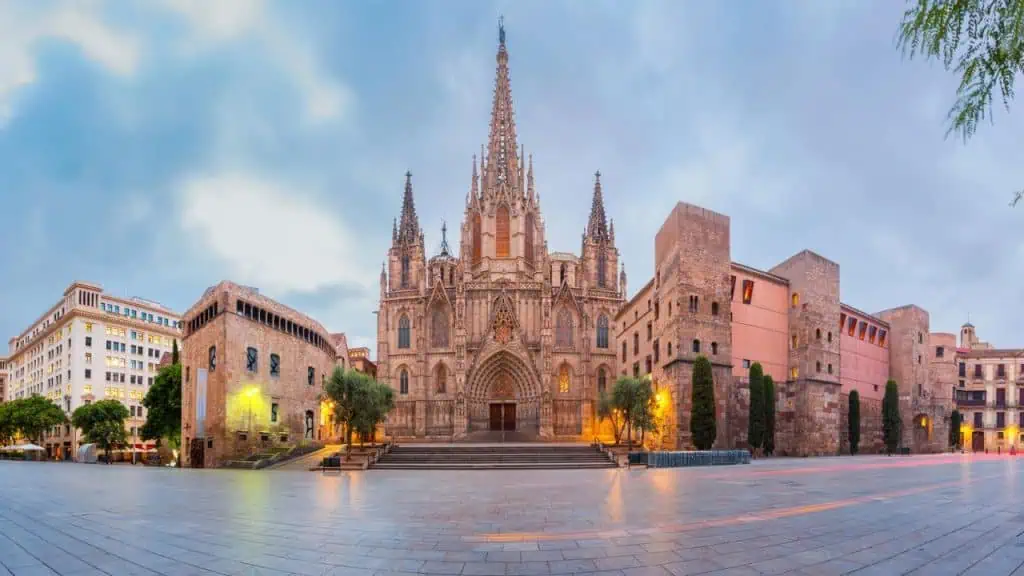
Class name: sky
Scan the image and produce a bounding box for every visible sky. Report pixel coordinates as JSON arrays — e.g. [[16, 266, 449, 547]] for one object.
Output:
[[1, 0, 1022, 355]]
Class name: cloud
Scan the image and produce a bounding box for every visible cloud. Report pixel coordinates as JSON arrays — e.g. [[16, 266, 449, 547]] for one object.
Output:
[[161, 0, 352, 124], [177, 172, 373, 296], [0, 0, 139, 126]]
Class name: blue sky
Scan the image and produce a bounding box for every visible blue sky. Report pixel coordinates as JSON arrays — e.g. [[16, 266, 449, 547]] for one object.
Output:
[[1, 0, 1022, 354]]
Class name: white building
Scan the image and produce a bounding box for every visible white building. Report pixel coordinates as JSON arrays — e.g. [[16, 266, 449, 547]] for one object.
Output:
[[5, 281, 181, 459]]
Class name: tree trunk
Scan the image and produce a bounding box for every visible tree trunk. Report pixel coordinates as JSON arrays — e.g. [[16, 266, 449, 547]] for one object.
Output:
[[626, 416, 632, 450]]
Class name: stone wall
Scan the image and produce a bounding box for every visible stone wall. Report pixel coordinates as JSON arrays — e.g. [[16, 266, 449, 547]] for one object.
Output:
[[839, 393, 884, 454]]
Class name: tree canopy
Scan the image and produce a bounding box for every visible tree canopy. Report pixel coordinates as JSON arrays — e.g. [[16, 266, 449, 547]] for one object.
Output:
[[897, 0, 1024, 206], [691, 355, 717, 450], [747, 362, 765, 453], [322, 368, 394, 450], [882, 380, 903, 454], [141, 363, 182, 449], [0, 396, 67, 444], [72, 399, 129, 459]]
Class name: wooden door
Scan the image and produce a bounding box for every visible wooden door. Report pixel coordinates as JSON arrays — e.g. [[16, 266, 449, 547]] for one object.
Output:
[[190, 438, 205, 469], [489, 404, 502, 431], [503, 403, 516, 431], [972, 431, 985, 452]]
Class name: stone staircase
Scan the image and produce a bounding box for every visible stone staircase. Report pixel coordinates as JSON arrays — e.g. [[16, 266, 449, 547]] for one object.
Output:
[[372, 443, 616, 470]]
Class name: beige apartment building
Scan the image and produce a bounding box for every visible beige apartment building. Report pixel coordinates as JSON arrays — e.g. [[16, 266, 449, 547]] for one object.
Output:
[[953, 323, 1024, 452], [5, 281, 181, 459], [0, 356, 7, 404]]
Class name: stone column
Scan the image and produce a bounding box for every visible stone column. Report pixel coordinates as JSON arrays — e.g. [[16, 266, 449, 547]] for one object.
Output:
[[415, 400, 426, 437], [540, 392, 553, 438]]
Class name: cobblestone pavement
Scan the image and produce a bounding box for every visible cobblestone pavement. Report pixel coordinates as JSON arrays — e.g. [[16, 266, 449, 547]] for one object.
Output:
[[2, 453, 1024, 575]]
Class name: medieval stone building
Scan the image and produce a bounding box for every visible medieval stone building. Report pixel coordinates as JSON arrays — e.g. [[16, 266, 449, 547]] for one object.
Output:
[[376, 24, 624, 440]]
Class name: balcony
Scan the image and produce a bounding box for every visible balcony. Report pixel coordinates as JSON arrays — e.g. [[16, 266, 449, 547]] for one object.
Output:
[[956, 397, 987, 407]]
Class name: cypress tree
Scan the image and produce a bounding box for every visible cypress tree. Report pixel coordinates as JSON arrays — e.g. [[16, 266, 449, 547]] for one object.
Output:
[[949, 409, 961, 450], [882, 379, 902, 455], [848, 390, 861, 455], [763, 375, 776, 455], [172, 339, 180, 365], [747, 362, 765, 454], [690, 355, 717, 450]]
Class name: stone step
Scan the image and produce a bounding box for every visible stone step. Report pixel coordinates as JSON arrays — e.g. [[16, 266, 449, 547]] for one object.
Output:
[[372, 462, 616, 470], [373, 444, 615, 470]]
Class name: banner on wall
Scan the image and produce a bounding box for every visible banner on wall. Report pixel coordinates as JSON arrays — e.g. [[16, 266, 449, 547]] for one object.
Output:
[[196, 368, 208, 438]]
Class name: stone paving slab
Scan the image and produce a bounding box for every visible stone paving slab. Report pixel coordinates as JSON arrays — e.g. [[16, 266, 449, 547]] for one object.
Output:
[[2, 454, 1024, 575]]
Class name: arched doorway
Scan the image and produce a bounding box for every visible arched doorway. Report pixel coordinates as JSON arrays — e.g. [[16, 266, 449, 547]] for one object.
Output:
[[913, 413, 931, 449], [465, 351, 541, 435]]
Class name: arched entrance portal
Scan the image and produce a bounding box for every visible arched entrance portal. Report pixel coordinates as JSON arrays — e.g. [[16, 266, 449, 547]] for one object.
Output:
[[465, 351, 541, 435]]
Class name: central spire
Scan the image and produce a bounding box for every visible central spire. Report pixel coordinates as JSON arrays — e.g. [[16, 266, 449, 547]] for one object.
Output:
[[483, 16, 521, 199]]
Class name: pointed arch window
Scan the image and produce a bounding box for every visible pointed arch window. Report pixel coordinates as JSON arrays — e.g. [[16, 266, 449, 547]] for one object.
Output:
[[472, 213, 482, 264], [435, 363, 447, 394], [398, 315, 411, 349], [597, 251, 607, 288], [399, 369, 409, 395], [496, 205, 510, 257], [559, 365, 570, 393], [596, 315, 609, 349], [556, 309, 574, 348], [431, 307, 449, 348], [525, 212, 535, 265], [400, 255, 410, 288]]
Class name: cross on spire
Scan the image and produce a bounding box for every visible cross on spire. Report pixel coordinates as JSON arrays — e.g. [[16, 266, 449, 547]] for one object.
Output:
[[396, 171, 421, 245], [439, 220, 451, 257]]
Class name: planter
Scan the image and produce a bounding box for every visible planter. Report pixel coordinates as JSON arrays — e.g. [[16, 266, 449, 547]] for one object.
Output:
[[646, 450, 751, 468]]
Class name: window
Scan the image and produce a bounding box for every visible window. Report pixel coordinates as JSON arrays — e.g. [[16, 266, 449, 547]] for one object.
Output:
[[974, 412, 982, 427], [209, 346, 217, 372], [998, 364, 1006, 378], [711, 342, 718, 355], [791, 334, 798, 349], [878, 330, 887, 347], [646, 322, 652, 341], [975, 364, 982, 378], [791, 293, 799, 308], [597, 315, 609, 349], [85, 352, 92, 364], [621, 341, 627, 362], [827, 331, 832, 343], [436, 364, 447, 393], [400, 370, 409, 394], [398, 315, 411, 349], [790, 367, 798, 380], [936, 346, 945, 358], [858, 322, 867, 341], [246, 347, 257, 373], [525, 213, 535, 265], [654, 302, 660, 320], [741, 280, 754, 304], [597, 251, 607, 288], [918, 355, 922, 364], [307, 367, 314, 386], [668, 301, 672, 317], [827, 363, 833, 374], [633, 362, 640, 378], [667, 342, 672, 357], [555, 309, 574, 347], [106, 340, 111, 351], [848, 317, 857, 337], [654, 339, 660, 362], [401, 255, 410, 288], [816, 361, 822, 373], [633, 333, 639, 355], [918, 332, 923, 344], [742, 359, 751, 369], [730, 275, 737, 300], [271, 403, 279, 423], [692, 339, 701, 353], [270, 354, 280, 378], [997, 412, 1006, 428], [868, 326, 877, 344], [815, 328, 821, 341], [597, 368, 607, 394], [84, 369, 91, 379], [85, 322, 93, 333], [645, 356, 652, 375], [85, 336, 92, 347], [431, 308, 450, 348], [711, 302, 719, 316], [689, 295, 698, 313], [496, 205, 510, 257]]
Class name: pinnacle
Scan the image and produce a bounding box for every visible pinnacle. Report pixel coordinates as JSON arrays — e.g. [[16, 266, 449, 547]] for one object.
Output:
[[396, 172, 421, 245], [587, 170, 609, 242]]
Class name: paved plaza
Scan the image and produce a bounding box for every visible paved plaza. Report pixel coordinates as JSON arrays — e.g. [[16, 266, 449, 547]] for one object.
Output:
[[2, 454, 1024, 575]]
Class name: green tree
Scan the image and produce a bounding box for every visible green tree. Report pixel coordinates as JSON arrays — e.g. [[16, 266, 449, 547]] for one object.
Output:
[[322, 367, 361, 452], [141, 363, 182, 451], [72, 399, 129, 462], [849, 390, 861, 455], [172, 339, 180, 365], [8, 396, 67, 444], [612, 376, 645, 449], [633, 379, 658, 448], [897, 0, 1024, 206], [690, 355, 717, 450], [950, 409, 962, 449], [763, 375, 776, 455], [747, 362, 765, 454], [883, 380, 903, 454], [351, 379, 395, 446], [596, 391, 624, 444], [0, 402, 16, 445]]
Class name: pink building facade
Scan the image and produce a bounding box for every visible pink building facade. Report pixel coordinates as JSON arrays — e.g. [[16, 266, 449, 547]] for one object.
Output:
[[729, 264, 789, 385]]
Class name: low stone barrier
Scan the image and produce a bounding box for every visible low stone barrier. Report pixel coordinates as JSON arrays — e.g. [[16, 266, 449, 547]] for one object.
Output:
[[646, 450, 750, 468]]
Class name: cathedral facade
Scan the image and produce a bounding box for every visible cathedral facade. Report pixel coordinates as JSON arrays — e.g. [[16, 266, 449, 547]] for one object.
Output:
[[376, 24, 624, 440]]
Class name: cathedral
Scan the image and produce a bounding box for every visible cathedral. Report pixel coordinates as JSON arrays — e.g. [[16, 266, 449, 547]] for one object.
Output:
[[376, 23, 625, 440]]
